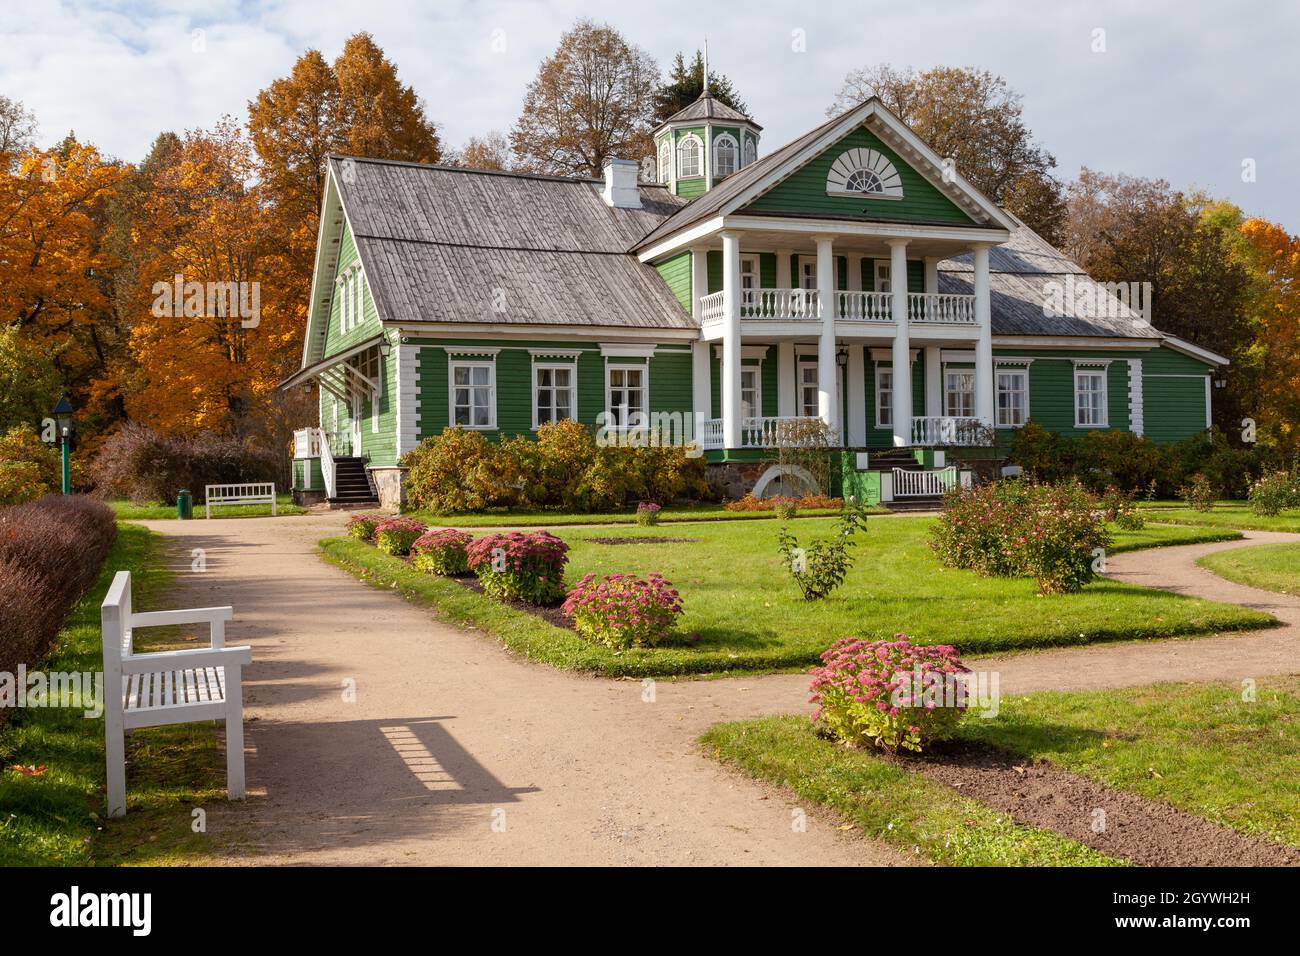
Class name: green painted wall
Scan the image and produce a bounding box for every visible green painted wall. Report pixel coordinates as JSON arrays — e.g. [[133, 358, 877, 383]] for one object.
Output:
[[656, 252, 693, 312], [863, 356, 925, 449], [742, 127, 976, 225], [1142, 345, 1213, 444], [322, 219, 380, 358]]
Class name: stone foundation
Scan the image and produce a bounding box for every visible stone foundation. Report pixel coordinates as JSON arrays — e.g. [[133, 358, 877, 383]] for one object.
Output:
[[292, 489, 327, 508], [369, 466, 408, 510]]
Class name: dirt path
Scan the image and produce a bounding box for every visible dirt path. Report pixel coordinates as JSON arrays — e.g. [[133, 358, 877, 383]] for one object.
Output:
[[138, 514, 905, 867], [133, 517, 1299, 865]]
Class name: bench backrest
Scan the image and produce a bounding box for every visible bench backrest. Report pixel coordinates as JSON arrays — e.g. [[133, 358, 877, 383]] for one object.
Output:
[[101, 570, 132, 713], [206, 482, 275, 502]]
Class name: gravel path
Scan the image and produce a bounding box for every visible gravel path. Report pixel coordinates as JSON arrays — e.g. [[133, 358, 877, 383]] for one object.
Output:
[[133, 517, 1299, 865]]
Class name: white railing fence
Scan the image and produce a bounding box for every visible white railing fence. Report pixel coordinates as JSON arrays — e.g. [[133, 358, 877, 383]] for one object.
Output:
[[702, 416, 830, 450], [318, 428, 336, 499], [893, 466, 958, 498], [700, 417, 725, 450], [741, 288, 820, 320], [700, 291, 725, 325], [836, 291, 893, 322], [908, 292, 977, 324], [911, 416, 988, 447], [292, 428, 322, 459]]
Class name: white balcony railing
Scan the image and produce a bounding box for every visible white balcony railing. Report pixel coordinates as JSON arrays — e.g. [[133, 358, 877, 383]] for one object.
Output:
[[700, 288, 820, 325], [700, 415, 828, 450], [908, 292, 977, 324], [911, 416, 989, 447], [836, 291, 893, 322], [700, 290, 726, 324], [292, 428, 322, 458]]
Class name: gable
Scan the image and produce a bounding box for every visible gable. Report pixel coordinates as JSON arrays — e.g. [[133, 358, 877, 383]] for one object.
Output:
[[323, 217, 380, 358], [741, 126, 976, 225]]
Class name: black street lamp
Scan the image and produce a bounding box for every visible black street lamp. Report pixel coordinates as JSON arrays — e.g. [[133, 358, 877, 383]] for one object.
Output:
[[52, 396, 73, 494]]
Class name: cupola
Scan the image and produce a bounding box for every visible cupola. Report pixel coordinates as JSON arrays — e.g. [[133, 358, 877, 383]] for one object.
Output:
[[652, 66, 761, 198]]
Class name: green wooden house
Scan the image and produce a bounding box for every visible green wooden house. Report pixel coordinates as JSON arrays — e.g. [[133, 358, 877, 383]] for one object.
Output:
[[281, 92, 1226, 508]]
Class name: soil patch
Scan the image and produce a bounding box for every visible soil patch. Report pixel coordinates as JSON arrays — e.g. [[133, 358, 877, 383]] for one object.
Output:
[[890, 741, 1297, 867], [587, 536, 696, 545], [453, 575, 574, 630]]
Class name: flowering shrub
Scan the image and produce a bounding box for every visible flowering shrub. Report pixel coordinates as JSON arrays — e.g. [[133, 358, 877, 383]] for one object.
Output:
[[1248, 470, 1300, 516], [466, 530, 570, 605], [635, 501, 661, 526], [725, 493, 842, 512], [776, 504, 869, 600], [562, 573, 683, 649], [1179, 473, 1215, 512], [809, 636, 970, 753], [346, 513, 384, 541], [1101, 486, 1145, 531], [409, 528, 472, 575], [374, 516, 428, 556], [773, 498, 798, 521], [930, 479, 1111, 595]]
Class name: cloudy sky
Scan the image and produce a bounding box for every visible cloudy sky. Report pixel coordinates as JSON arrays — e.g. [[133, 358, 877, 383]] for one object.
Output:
[[3, 0, 1297, 227]]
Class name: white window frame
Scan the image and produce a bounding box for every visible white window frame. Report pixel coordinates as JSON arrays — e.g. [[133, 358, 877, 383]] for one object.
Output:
[[449, 359, 496, 430], [875, 365, 894, 428], [605, 362, 648, 430], [658, 138, 672, 183], [532, 361, 578, 430], [800, 260, 817, 291], [944, 368, 975, 418], [995, 367, 1029, 428], [743, 137, 757, 168], [1074, 366, 1109, 428], [798, 361, 819, 418], [677, 134, 703, 179], [740, 365, 762, 420], [714, 133, 738, 179], [874, 262, 891, 294]]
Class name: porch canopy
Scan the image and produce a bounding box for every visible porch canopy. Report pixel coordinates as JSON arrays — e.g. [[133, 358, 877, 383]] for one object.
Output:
[[278, 332, 385, 401]]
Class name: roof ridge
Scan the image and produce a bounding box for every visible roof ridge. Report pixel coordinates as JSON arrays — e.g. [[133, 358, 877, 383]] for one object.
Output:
[[328, 154, 667, 188], [354, 233, 642, 256]]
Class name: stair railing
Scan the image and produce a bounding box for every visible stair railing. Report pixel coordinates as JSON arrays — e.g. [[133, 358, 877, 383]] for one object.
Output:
[[318, 427, 336, 499]]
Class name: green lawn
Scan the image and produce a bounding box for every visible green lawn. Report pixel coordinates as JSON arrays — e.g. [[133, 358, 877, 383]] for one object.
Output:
[[1199, 543, 1300, 595], [1139, 499, 1300, 533], [0, 524, 227, 865], [407, 502, 881, 527], [320, 516, 1267, 677], [959, 678, 1300, 848], [701, 716, 1121, 866], [110, 495, 304, 520]]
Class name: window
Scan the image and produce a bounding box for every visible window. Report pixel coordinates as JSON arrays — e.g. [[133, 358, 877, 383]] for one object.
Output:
[[996, 369, 1028, 427], [352, 271, 362, 328], [876, 366, 893, 427], [945, 370, 975, 418], [677, 135, 702, 178], [337, 274, 349, 332], [741, 367, 761, 420], [714, 134, 738, 178], [800, 260, 817, 290], [799, 362, 819, 417], [658, 138, 672, 182], [534, 364, 576, 428], [825, 147, 905, 198], [1075, 367, 1108, 427], [450, 360, 495, 428], [743, 138, 757, 168], [874, 262, 891, 294], [606, 365, 646, 428]]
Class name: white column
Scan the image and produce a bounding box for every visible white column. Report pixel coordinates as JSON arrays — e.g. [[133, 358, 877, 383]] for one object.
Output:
[[847, 255, 863, 292], [924, 257, 940, 294], [775, 248, 792, 289], [924, 346, 943, 417], [721, 231, 742, 449], [889, 239, 912, 447], [690, 245, 708, 323], [692, 340, 711, 428], [846, 344, 866, 446], [777, 341, 796, 417], [973, 244, 994, 427], [815, 236, 838, 439]]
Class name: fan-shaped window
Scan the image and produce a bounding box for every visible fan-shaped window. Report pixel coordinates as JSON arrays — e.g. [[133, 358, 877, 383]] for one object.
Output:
[[658, 138, 672, 182], [677, 134, 702, 178], [714, 134, 738, 179], [826, 148, 904, 199], [743, 137, 757, 168]]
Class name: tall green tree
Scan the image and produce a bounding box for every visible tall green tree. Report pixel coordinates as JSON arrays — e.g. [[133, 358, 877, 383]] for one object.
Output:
[[653, 51, 749, 122]]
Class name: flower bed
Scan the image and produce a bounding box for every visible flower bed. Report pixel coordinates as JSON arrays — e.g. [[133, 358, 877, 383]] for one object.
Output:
[[562, 572, 683, 648], [346, 512, 385, 541], [466, 530, 570, 606], [809, 636, 970, 752], [725, 493, 842, 512], [374, 516, 428, 556], [409, 528, 473, 576]]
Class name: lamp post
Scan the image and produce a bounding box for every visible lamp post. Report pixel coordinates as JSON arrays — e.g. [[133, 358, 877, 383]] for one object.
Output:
[[53, 396, 73, 495]]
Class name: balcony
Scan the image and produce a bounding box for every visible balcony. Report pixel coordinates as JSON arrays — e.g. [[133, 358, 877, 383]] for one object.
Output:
[[699, 289, 976, 326], [910, 416, 989, 447], [700, 415, 828, 450]]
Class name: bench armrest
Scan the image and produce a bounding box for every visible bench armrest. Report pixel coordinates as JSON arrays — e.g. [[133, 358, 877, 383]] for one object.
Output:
[[122, 645, 252, 674], [129, 607, 233, 629]]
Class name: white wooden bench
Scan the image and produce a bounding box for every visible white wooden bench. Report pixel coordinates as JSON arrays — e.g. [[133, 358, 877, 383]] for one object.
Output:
[[101, 570, 252, 818], [204, 482, 276, 518]]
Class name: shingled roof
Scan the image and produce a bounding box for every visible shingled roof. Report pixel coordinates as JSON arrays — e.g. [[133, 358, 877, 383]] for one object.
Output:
[[655, 92, 761, 131], [330, 156, 694, 330]]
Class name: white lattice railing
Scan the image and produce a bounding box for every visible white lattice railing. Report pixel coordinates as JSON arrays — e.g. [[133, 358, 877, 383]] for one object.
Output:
[[911, 416, 988, 447], [908, 292, 977, 324], [836, 291, 893, 322], [700, 415, 827, 450], [893, 466, 959, 498]]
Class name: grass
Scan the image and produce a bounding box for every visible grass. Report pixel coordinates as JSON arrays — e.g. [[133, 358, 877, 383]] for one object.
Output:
[[1139, 499, 1300, 533], [109, 494, 304, 520], [0, 524, 228, 866], [320, 516, 1267, 677], [406, 502, 882, 527], [700, 716, 1121, 866], [1198, 542, 1300, 595], [958, 677, 1300, 848]]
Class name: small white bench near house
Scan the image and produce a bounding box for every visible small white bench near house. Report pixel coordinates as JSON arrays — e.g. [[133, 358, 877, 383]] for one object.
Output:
[[101, 570, 252, 818], [205, 482, 276, 518]]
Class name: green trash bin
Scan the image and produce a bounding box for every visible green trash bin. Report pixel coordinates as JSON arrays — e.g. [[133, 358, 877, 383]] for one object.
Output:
[[176, 489, 193, 520]]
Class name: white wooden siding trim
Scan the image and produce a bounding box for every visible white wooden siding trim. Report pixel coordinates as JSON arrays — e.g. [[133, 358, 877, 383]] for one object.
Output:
[[1127, 358, 1144, 437]]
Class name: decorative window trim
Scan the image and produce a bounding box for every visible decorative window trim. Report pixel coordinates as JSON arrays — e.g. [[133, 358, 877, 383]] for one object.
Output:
[[943, 367, 976, 418], [599, 343, 656, 359], [740, 364, 762, 420], [658, 138, 673, 184], [874, 261, 891, 293], [743, 137, 757, 168], [444, 346, 501, 358], [714, 133, 739, 179], [604, 362, 649, 430], [528, 348, 584, 360], [532, 361, 578, 430], [826, 147, 905, 200], [677, 133, 703, 179], [1073, 367, 1109, 428], [448, 358, 496, 430], [798, 360, 820, 418], [995, 367, 1029, 429], [875, 364, 894, 428]]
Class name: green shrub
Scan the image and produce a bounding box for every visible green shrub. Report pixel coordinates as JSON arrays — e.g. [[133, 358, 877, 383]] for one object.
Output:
[[1179, 473, 1215, 512], [0, 427, 60, 505], [562, 572, 683, 649], [401, 428, 517, 513], [409, 528, 473, 575], [1101, 486, 1145, 530], [466, 530, 569, 606], [809, 637, 969, 753], [374, 516, 428, 556], [774, 498, 798, 521], [776, 504, 869, 600], [1247, 470, 1300, 516]]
